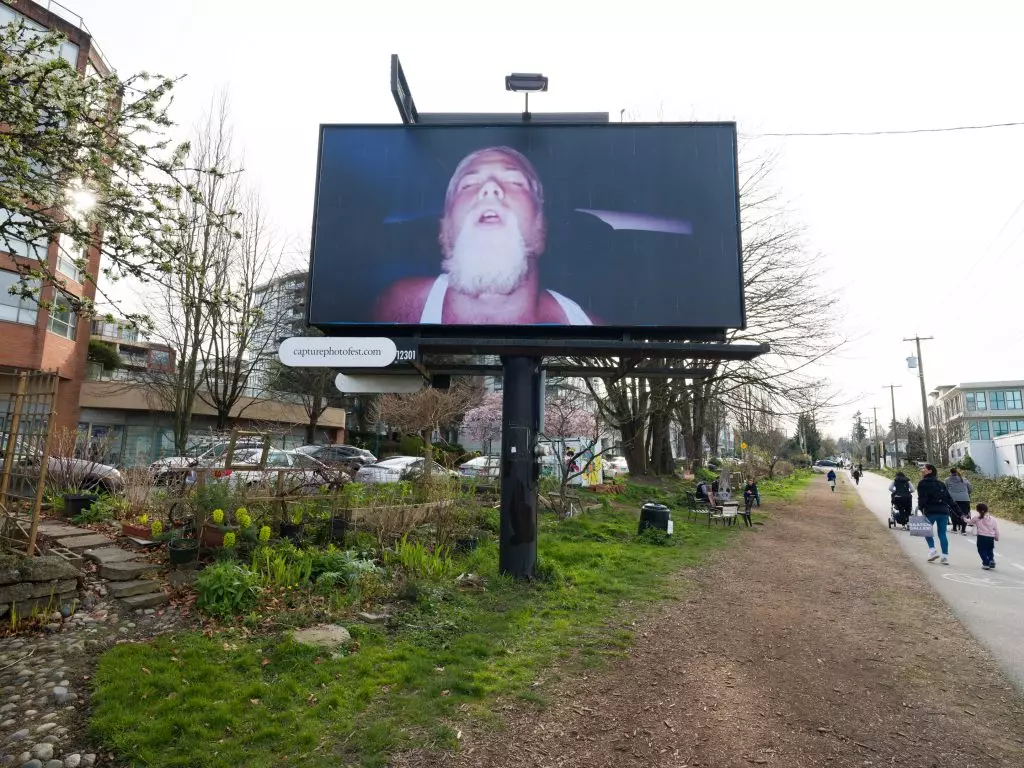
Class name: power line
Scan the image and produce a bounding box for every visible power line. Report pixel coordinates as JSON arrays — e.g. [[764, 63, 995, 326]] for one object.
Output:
[[745, 120, 1024, 138]]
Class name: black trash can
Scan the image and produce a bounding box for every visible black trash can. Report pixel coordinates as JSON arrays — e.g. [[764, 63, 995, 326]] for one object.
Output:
[[638, 502, 671, 534], [63, 494, 99, 519]]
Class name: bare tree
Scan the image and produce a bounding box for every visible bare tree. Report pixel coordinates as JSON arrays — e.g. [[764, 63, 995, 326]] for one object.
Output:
[[143, 94, 240, 452], [197, 189, 286, 428], [267, 328, 347, 444], [373, 383, 482, 479]]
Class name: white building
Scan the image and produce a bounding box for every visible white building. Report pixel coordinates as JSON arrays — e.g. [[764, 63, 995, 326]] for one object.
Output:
[[928, 380, 1024, 476]]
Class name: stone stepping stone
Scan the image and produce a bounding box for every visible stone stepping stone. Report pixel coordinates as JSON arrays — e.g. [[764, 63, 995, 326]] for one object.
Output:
[[37, 522, 91, 538], [83, 547, 138, 564], [56, 534, 114, 552], [107, 579, 161, 598], [120, 591, 168, 609], [99, 561, 160, 581]]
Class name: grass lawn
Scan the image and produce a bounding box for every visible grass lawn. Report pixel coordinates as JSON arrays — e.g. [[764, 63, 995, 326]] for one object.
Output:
[[90, 472, 810, 767]]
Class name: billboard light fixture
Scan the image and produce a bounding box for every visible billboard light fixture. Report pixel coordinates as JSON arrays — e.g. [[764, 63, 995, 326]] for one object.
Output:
[[505, 73, 548, 92]]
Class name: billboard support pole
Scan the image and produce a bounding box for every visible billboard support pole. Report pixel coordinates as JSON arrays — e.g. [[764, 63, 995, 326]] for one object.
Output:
[[499, 355, 542, 579]]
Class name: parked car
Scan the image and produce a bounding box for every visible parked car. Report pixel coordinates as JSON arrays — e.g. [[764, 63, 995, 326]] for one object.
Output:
[[1, 432, 123, 492], [459, 455, 501, 479], [812, 459, 839, 473], [189, 448, 347, 493], [150, 438, 265, 483], [293, 444, 376, 474], [354, 456, 457, 484]]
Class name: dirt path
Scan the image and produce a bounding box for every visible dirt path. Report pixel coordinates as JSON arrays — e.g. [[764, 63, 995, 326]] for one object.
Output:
[[398, 477, 1024, 768]]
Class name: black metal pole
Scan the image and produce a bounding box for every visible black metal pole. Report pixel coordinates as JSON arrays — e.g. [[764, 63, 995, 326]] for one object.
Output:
[[499, 355, 541, 579]]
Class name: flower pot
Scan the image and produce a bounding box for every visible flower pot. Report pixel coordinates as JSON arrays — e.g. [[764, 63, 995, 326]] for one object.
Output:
[[328, 517, 348, 543], [200, 523, 234, 549], [63, 494, 99, 519], [168, 538, 199, 565], [280, 521, 304, 544], [121, 522, 153, 539]]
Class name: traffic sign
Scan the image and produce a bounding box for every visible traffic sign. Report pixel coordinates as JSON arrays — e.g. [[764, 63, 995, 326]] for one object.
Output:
[[278, 337, 397, 367], [740, 442, 747, 450]]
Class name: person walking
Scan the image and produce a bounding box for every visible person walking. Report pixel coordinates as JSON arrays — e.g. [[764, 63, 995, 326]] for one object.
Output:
[[917, 463, 953, 564], [826, 468, 837, 492], [744, 477, 760, 508], [970, 503, 999, 570], [946, 467, 973, 535], [852, 468, 862, 486]]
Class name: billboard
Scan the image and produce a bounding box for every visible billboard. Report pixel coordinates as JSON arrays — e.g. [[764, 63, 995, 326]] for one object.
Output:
[[308, 123, 743, 335]]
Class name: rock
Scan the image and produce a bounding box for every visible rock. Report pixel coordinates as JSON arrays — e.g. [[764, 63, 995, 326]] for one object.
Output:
[[51, 687, 68, 705], [81, 547, 137, 564], [46, 761, 65, 768], [1, 718, 15, 727], [0, 554, 80, 586], [17, 754, 31, 767], [22, 760, 42, 768], [119, 592, 168, 610], [41, 713, 57, 721], [357, 612, 388, 624], [98, 561, 159, 581], [30, 742, 54, 761], [9, 728, 29, 741], [143, 608, 156, 615], [64, 756, 81, 768], [54, 534, 111, 552], [106, 580, 160, 599], [43, 624, 62, 633], [82, 756, 95, 768], [290, 624, 352, 649], [34, 723, 57, 735]]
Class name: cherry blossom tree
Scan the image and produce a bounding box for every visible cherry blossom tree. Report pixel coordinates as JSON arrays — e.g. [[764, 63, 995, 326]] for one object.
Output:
[[461, 387, 607, 516]]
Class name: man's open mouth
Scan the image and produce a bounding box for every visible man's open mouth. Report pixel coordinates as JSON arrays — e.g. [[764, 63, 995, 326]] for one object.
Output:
[[477, 209, 503, 224]]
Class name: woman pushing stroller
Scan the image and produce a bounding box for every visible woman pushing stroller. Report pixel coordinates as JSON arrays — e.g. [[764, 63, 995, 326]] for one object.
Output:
[[888, 471, 914, 528]]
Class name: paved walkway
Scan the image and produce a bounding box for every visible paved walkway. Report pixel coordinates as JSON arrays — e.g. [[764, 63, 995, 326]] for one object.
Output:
[[852, 470, 1024, 692]]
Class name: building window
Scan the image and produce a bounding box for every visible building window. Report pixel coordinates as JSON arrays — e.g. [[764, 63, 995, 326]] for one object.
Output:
[[1006, 391, 1022, 410], [0, 270, 40, 326], [56, 234, 84, 281], [992, 419, 1024, 437], [1016, 444, 1024, 465], [969, 421, 991, 440], [47, 302, 77, 340], [965, 392, 987, 411], [0, 207, 49, 261]]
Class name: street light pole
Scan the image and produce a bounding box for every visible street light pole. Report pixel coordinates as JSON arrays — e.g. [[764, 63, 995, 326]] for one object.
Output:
[[884, 384, 903, 468], [871, 406, 882, 468], [904, 335, 935, 464]]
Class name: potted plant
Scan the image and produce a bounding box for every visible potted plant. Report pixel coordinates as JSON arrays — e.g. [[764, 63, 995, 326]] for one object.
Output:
[[63, 490, 99, 519], [200, 508, 240, 548], [168, 536, 199, 565], [280, 504, 304, 543], [122, 513, 154, 539]]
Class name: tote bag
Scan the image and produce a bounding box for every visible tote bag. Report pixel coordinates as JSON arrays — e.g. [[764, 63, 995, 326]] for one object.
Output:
[[908, 513, 933, 538]]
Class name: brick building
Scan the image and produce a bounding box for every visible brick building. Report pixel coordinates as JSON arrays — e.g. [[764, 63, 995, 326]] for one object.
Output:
[[0, 0, 113, 430]]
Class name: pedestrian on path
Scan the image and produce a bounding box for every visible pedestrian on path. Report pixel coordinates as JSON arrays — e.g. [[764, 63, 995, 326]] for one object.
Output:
[[970, 503, 1000, 570], [826, 468, 837, 492], [917, 463, 952, 565], [946, 468, 973, 535], [852, 468, 862, 485]]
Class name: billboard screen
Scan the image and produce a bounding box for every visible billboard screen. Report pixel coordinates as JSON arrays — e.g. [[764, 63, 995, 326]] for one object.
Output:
[[308, 123, 743, 334]]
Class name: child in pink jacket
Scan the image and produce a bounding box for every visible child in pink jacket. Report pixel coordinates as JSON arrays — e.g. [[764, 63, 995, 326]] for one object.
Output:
[[970, 503, 999, 570]]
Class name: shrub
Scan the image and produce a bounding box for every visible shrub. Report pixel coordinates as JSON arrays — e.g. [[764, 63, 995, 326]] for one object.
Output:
[[957, 454, 978, 473], [636, 527, 676, 546], [195, 562, 261, 618], [399, 434, 425, 456], [384, 534, 453, 581]]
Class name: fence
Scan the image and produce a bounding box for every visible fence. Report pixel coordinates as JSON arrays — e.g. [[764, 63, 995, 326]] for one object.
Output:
[[0, 370, 59, 555]]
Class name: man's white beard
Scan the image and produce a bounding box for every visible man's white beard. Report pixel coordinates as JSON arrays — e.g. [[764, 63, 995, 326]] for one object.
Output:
[[443, 211, 530, 297]]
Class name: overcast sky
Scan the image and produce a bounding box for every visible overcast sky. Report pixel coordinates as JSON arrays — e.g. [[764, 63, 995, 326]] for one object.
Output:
[[63, 0, 1024, 439]]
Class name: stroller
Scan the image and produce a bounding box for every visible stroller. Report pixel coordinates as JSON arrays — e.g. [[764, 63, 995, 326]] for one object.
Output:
[[889, 493, 913, 529]]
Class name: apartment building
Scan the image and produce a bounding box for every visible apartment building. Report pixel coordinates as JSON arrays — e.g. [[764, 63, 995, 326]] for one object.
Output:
[[0, 0, 112, 429], [249, 270, 308, 392], [928, 380, 1024, 476]]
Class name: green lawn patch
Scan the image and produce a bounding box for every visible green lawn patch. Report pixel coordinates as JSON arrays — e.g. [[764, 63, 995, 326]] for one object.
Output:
[[90, 475, 799, 767]]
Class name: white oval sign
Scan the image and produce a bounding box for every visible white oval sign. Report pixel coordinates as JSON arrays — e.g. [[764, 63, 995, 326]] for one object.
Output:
[[277, 337, 397, 367]]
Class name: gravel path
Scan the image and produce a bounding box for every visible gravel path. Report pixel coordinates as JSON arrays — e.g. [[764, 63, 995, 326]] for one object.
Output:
[[397, 477, 1024, 767]]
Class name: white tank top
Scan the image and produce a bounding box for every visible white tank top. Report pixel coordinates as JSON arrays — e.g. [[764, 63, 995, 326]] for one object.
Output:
[[418, 274, 593, 325]]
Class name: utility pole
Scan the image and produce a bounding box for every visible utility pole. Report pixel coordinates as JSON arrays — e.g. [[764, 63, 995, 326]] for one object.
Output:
[[872, 406, 885, 468], [884, 384, 903, 468], [904, 335, 935, 464], [870, 408, 881, 468]]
